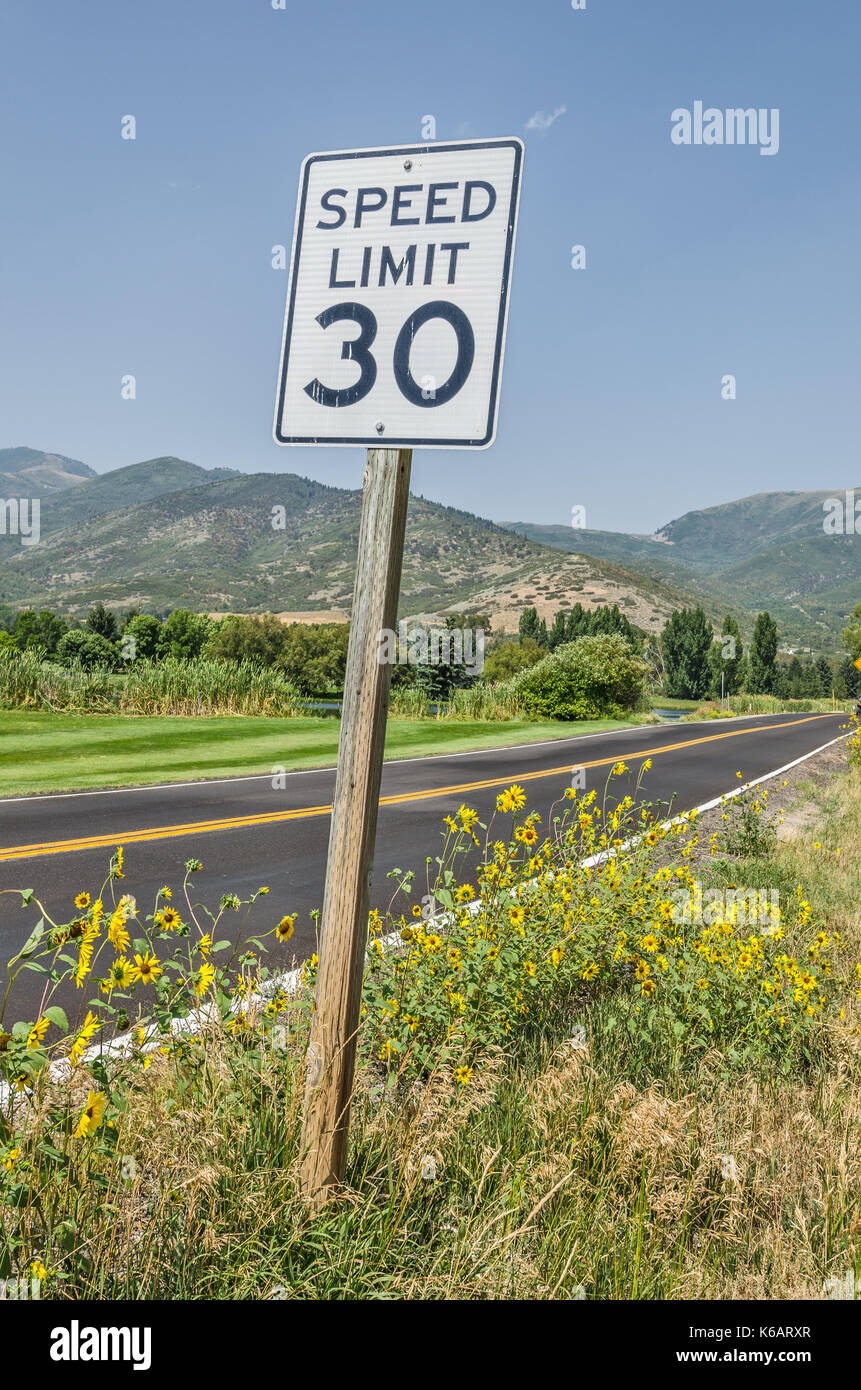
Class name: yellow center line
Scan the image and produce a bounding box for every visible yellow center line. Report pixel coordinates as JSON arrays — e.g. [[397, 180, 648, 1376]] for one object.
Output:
[[0, 713, 836, 863]]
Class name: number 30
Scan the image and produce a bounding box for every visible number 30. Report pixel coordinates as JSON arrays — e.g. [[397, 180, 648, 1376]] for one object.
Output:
[[304, 301, 474, 409]]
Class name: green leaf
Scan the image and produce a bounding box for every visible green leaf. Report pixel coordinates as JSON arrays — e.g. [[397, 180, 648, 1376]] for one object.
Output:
[[17, 919, 45, 959], [4, 1184, 32, 1209], [36, 1141, 68, 1166], [57, 1220, 77, 1251]]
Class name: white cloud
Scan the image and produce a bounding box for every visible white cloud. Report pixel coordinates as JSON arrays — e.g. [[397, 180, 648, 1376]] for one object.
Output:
[[525, 104, 567, 133]]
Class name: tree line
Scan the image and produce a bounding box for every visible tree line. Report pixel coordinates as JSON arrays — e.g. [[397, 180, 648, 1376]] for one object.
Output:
[[656, 607, 860, 701], [485, 601, 861, 702], [0, 604, 348, 697], [2, 598, 859, 705], [0, 603, 488, 701]]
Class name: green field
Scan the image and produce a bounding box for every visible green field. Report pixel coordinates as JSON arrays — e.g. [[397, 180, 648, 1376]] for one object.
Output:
[[647, 695, 700, 710], [0, 711, 640, 797]]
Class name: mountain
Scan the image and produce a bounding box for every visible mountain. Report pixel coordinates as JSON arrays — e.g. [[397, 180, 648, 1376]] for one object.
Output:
[[502, 522, 695, 582], [0, 458, 691, 632], [652, 488, 859, 572], [0, 454, 242, 565], [507, 487, 860, 652], [0, 447, 95, 496], [10, 451, 849, 649], [19, 456, 241, 538]]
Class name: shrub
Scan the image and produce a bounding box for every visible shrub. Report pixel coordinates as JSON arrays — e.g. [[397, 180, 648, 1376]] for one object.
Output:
[[13, 610, 68, 657], [204, 613, 289, 667], [278, 622, 349, 695], [507, 634, 648, 720], [714, 775, 779, 858], [123, 613, 163, 660], [159, 609, 212, 660], [481, 637, 545, 683], [55, 630, 119, 671]]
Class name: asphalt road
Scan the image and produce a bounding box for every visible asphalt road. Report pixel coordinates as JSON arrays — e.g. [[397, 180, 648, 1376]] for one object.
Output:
[[0, 711, 847, 1022]]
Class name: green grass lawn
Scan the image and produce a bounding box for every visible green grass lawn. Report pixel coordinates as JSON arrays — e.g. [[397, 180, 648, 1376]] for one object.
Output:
[[0, 711, 641, 797], [647, 695, 701, 710]]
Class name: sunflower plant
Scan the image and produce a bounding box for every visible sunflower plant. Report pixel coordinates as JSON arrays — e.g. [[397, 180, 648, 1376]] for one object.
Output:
[[714, 774, 779, 859]]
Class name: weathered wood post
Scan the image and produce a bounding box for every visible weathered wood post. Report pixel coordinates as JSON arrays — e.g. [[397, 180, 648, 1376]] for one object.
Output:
[[299, 446, 412, 1203]]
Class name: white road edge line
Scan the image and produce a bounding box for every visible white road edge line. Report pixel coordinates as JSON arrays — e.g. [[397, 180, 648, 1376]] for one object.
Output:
[[1, 725, 852, 1107]]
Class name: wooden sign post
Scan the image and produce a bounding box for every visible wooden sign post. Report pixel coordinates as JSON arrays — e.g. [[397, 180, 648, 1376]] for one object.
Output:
[[299, 446, 411, 1202]]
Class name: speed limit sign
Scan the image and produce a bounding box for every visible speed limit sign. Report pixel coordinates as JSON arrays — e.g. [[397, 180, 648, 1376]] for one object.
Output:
[[273, 137, 523, 449]]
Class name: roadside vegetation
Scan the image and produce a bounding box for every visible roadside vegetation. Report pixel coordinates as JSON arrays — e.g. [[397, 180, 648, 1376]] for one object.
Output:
[[1, 723, 859, 1298], [0, 598, 856, 797], [0, 649, 304, 717], [685, 694, 839, 721], [0, 600, 656, 725], [1, 598, 857, 721]]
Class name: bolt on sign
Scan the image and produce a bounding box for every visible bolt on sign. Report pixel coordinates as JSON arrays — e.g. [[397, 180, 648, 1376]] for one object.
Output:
[[273, 138, 523, 448]]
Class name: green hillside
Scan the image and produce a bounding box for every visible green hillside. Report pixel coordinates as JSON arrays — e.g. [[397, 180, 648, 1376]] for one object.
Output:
[[0, 446, 95, 496], [507, 486, 860, 652], [0, 458, 690, 632], [654, 488, 860, 572], [19, 455, 239, 538], [713, 534, 861, 650], [5, 448, 853, 650], [503, 522, 697, 584]]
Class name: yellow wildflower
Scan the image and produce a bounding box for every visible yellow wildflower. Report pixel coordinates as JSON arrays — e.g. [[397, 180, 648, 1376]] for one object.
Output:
[[26, 1017, 50, 1051], [74, 916, 101, 987], [276, 915, 296, 942], [74, 1090, 107, 1139], [69, 1011, 100, 1067], [195, 962, 216, 998], [131, 952, 162, 985]]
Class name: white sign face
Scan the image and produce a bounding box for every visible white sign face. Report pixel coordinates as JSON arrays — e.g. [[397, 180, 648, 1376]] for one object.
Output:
[[273, 138, 523, 449]]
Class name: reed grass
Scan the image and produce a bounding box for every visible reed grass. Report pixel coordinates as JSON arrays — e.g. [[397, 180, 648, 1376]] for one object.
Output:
[[0, 648, 304, 717]]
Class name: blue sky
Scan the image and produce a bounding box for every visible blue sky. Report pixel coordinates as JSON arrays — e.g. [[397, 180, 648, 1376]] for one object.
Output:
[[1, 0, 859, 533]]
